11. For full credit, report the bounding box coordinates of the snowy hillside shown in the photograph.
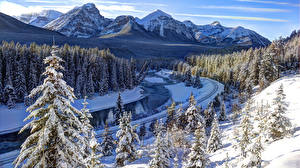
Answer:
[209,74,300,168]
[17,10,62,27]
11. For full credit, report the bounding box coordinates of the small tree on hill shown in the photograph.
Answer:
[207,114,222,153]
[149,126,170,168]
[100,122,115,156]
[184,122,209,168]
[219,101,227,121]
[115,112,139,167]
[266,84,292,141]
[115,92,124,125]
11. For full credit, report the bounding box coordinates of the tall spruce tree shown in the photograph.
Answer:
[149,127,170,168]
[266,84,292,141]
[115,92,124,125]
[115,112,139,167]
[239,102,253,158]
[219,101,227,121]
[184,122,209,168]
[166,101,176,129]
[100,122,115,156]
[14,45,86,167]
[207,114,222,153]
[185,93,204,133]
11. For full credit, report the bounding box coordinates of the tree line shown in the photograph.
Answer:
[0,41,147,108]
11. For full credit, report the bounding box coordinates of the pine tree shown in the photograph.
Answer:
[239,102,253,158]
[100,122,115,156]
[193,71,202,88]
[185,94,204,133]
[205,103,215,127]
[14,45,86,167]
[80,96,103,168]
[184,68,192,86]
[207,114,222,153]
[245,136,263,168]
[139,123,146,146]
[115,92,124,125]
[166,101,176,129]
[4,84,16,109]
[266,84,292,141]
[184,122,208,168]
[223,153,230,168]
[115,112,139,167]
[219,101,227,121]
[149,125,170,168]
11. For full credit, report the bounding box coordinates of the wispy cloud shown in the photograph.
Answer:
[237,0,300,7]
[0,1,44,16]
[174,13,288,22]
[196,6,290,12]
[24,0,65,3]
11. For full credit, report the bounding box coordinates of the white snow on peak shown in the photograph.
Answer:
[210,21,221,26]
[17,10,62,27]
[142,9,172,21]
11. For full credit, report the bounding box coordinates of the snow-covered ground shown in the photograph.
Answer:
[165,79,212,103]
[155,69,173,78]
[144,77,165,83]
[0,87,144,135]
[209,74,300,168]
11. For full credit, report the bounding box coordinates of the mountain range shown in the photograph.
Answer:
[15,3,270,48]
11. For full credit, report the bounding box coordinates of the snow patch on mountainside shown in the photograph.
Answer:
[45,3,111,37]
[17,10,62,27]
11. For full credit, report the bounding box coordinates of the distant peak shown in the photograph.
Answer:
[81,3,96,9]
[211,21,221,26]
[144,9,172,19]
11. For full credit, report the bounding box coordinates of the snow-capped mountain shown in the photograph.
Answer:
[17,10,62,27]
[45,3,112,38]
[101,15,144,36]
[183,20,270,47]
[136,10,195,41]
[14,4,270,47]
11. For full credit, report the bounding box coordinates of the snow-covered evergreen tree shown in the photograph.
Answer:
[205,103,215,127]
[219,101,227,121]
[266,84,292,141]
[80,97,104,168]
[207,114,222,153]
[149,125,170,168]
[139,123,146,146]
[14,45,86,168]
[4,84,16,109]
[243,136,263,168]
[100,122,115,156]
[166,101,176,129]
[115,112,139,167]
[184,122,209,168]
[239,102,253,158]
[115,92,124,125]
[185,93,204,133]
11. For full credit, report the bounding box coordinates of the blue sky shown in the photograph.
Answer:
[0,0,299,40]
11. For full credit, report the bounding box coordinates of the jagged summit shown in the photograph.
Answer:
[45,3,111,37]
[211,21,221,26]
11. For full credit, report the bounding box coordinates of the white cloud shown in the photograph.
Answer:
[0,1,44,16]
[237,0,300,7]
[174,13,288,22]
[196,6,290,12]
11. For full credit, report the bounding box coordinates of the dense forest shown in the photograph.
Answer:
[0,42,147,108]
[172,30,299,101]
